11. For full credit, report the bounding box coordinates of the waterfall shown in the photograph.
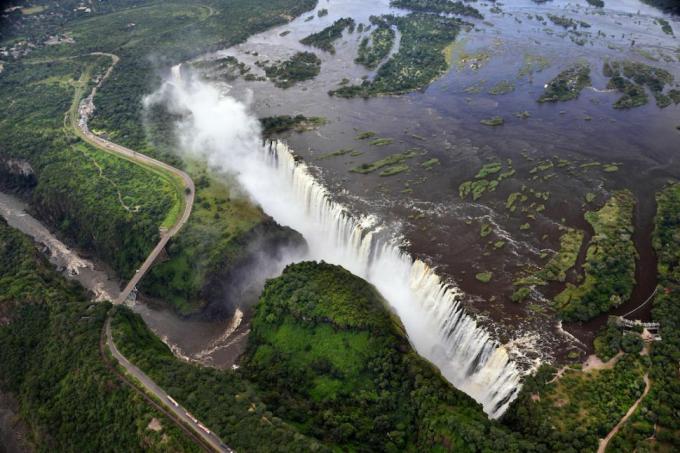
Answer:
[260,140,522,418]
[156,65,523,417]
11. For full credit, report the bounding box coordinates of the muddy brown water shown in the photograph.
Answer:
[1,0,678,373]
[195,0,680,362]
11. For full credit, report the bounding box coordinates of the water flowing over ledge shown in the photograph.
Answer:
[161,65,524,417]
[261,140,523,417]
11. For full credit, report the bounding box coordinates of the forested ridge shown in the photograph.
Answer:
[0,219,198,452]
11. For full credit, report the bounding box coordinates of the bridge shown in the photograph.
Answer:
[614,288,662,341]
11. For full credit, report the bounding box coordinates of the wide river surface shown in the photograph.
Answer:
[195,0,680,361]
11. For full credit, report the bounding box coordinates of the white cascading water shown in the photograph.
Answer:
[261,141,522,417]
[149,66,523,418]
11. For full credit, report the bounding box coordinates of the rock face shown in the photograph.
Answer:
[198,217,307,320]
[0,158,37,190]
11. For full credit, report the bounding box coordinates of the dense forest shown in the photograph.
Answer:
[0,219,197,452]
[609,183,680,450]
[243,261,536,451]
[0,57,176,279]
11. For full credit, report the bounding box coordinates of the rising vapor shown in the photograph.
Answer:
[143,66,524,417]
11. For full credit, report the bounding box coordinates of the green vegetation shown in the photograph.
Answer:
[657,18,674,35]
[351,150,419,174]
[459,161,514,201]
[554,191,637,321]
[512,228,584,302]
[355,130,377,140]
[355,18,395,69]
[139,167,264,313]
[488,80,515,95]
[586,0,605,7]
[480,116,504,126]
[191,56,253,82]
[0,57,177,280]
[475,271,493,283]
[421,158,440,169]
[511,287,531,302]
[538,63,591,103]
[0,220,197,452]
[390,0,483,19]
[1,0,319,305]
[604,60,676,109]
[319,148,355,159]
[380,163,410,176]
[518,54,551,78]
[317,8,328,17]
[593,318,625,361]
[300,17,355,54]
[330,13,462,97]
[60,0,317,155]
[263,51,321,88]
[243,261,529,450]
[540,229,585,283]
[546,14,586,30]
[368,137,393,146]
[608,183,680,450]
[260,114,327,136]
[476,162,503,178]
[505,355,648,451]
[111,307,326,452]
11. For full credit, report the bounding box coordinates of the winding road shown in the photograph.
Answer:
[72,52,195,305]
[597,373,651,453]
[72,54,229,452]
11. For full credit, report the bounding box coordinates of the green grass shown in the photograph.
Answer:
[538,63,591,103]
[476,271,493,283]
[140,163,266,313]
[553,191,637,321]
[351,150,419,174]
[243,261,531,450]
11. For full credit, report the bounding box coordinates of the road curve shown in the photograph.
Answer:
[105,319,232,453]
[597,373,651,453]
[73,52,195,304]
[72,54,230,452]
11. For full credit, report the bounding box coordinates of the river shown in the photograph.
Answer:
[191,0,680,361]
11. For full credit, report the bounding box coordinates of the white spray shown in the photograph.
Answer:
[144,67,523,418]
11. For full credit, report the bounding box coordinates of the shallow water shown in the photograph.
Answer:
[194,0,680,362]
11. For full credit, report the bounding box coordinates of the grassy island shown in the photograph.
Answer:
[300,17,355,54]
[355,18,396,69]
[330,13,463,97]
[554,191,637,321]
[538,63,591,103]
[263,51,321,88]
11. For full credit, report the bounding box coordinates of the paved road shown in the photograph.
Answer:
[73,54,230,452]
[105,319,232,453]
[597,373,651,453]
[72,52,195,305]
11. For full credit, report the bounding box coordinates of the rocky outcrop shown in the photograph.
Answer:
[0,157,37,191]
